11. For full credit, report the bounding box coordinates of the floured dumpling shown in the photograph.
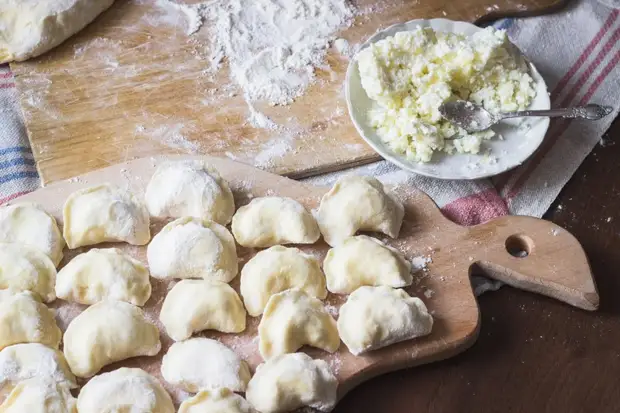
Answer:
[77,368,174,413]
[337,286,433,355]
[0,292,61,351]
[258,289,339,359]
[240,246,327,316]
[55,248,151,306]
[63,300,161,378]
[0,243,57,302]
[0,343,76,397]
[160,279,246,341]
[63,184,150,248]
[246,353,337,413]
[315,175,404,246]
[145,161,235,225]
[0,203,64,266]
[323,235,412,294]
[161,338,251,393]
[0,377,76,413]
[232,197,320,248]
[147,217,238,282]
[179,388,255,413]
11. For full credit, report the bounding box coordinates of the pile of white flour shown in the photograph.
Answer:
[202,0,355,106]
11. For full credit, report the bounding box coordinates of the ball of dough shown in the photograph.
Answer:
[77,368,174,413]
[160,279,246,341]
[246,353,337,413]
[337,286,433,355]
[161,338,251,393]
[147,217,238,282]
[55,248,151,306]
[179,388,255,413]
[0,292,61,351]
[63,300,161,378]
[63,184,150,249]
[240,246,327,317]
[323,235,412,294]
[0,377,77,413]
[0,203,64,266]
[0,0,115,64]
[315,175,404,246]
[258,289,339,359]
[232,197,320,248]
[0,243,57,303]
[0,343,76,398]
[145,161,235,225]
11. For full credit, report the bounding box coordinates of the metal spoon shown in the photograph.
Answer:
[439,100,614,134]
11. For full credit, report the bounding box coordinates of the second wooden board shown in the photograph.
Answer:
[13,155,598,408]
[11,0,567,184]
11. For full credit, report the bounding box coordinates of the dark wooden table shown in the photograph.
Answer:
[336,116,620,413]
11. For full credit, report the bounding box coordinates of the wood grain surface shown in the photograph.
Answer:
[334,116,620,413]
[10,0,568,185]
[13,154,597,407]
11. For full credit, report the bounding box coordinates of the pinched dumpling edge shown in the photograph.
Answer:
[240,245,327,317]
[145,160,235,225]
[231,197,320,248]
[315,175,404,246]
[323,235,412,294]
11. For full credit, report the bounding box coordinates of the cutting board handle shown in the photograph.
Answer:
[466,215,599,311]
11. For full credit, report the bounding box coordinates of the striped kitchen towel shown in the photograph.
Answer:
[0,0,618,230]
[305,0,620,226]
[0,65,40,204]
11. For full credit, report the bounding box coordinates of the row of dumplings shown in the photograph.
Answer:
[0,160,433,413]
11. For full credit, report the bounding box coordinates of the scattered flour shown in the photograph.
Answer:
[333,38,352,57]
[153,0,356,127]
[202,0,355,106]
[154,0,205,35]
[410,255,432,273]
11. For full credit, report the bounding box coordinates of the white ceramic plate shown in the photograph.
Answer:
[345,18,551,180]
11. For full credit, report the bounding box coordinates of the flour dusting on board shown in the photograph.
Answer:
[202,0,355,106]
[154,0,355,125]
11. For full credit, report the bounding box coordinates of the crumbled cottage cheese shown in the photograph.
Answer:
[356,26,536,162]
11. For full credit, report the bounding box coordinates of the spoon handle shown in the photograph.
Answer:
[500,104,614,121]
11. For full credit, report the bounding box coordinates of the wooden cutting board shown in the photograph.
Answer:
[13,155,598,407]
[10,0,568,185]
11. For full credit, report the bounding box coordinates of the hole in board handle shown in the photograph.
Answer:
[505,234,534,258]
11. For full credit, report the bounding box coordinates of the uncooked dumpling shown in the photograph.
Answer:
[63,300,161,378]
[179,388,255,413]
[63,183,150,248]
[160,279,246,341]
[77,368,174,413]
[258,289,339,359]
[337,286,433,355]
[315,175,404,246]
[148,217,238,282]
[0,0,115,64]
[0,343,76,397]
[0,377,77,413]
[240,246,327,316]
[0,203,64,266]
[232,197,320,248]
[245,353,337,413]
[0,292,61,351]
[323,235,412,294]
[55,248,151,306]
[145,161,235,225]
[161,338,251,393]
[0,243,57,302]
